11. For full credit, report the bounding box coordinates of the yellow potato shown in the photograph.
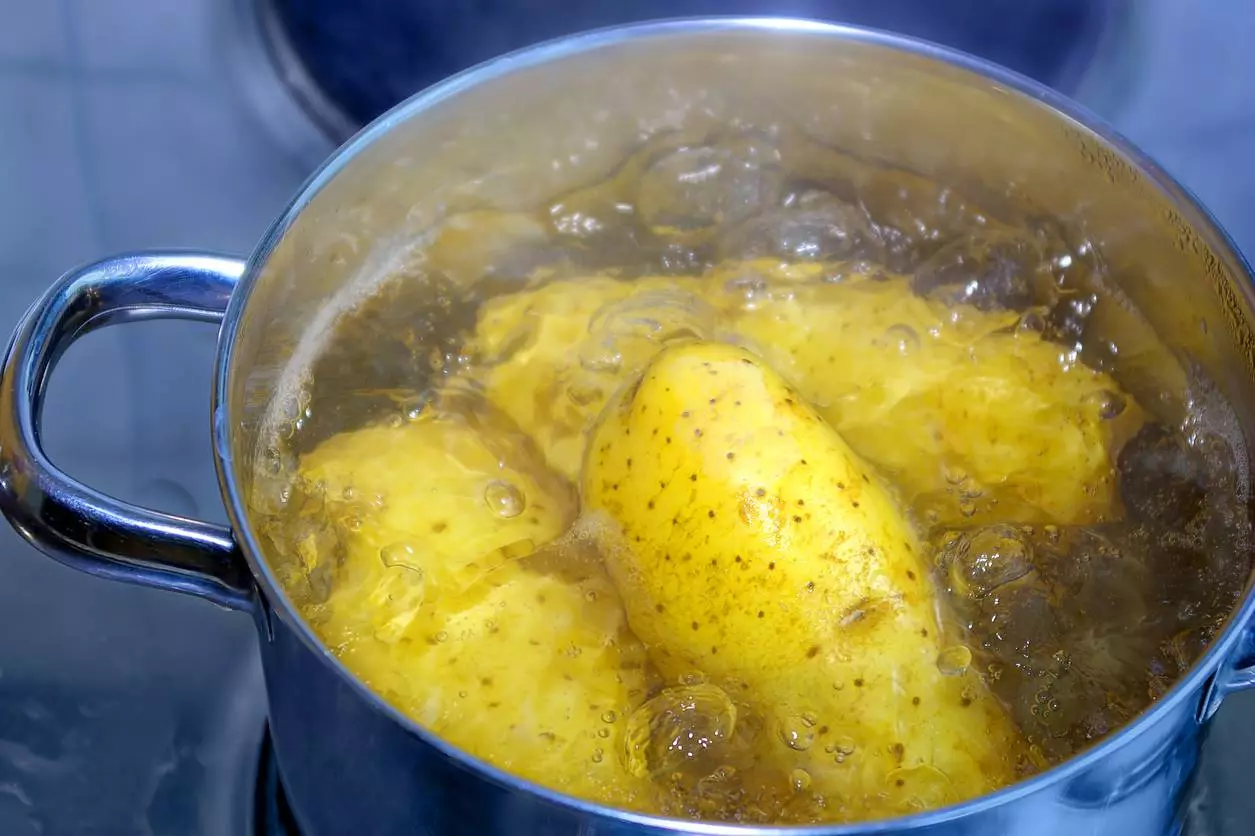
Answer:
[583,342,1028,820]
[288,393,652,807]
[466,275,713,480]
[702,264,1142,526]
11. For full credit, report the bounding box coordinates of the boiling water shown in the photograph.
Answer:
[248,129,1252,824]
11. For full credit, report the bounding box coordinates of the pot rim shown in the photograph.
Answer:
[212,16,1255,833]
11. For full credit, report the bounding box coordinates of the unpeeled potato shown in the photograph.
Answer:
[289,391,651,807]
[583,342,1028,820]
[465,275,713,480]
[700,263,1143,526]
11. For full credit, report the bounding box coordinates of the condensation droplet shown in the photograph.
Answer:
[597,728,610,739]
[777,715,816,751]
[936,645,973,676]
[601,710,619,724]
[591,748,604,764]
[484,480,526,518]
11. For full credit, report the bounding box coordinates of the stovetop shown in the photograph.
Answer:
[0,1,1253,834]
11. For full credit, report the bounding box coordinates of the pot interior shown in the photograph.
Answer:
[222,20,1255,826]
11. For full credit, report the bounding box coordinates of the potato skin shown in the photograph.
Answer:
[288,398,651,809]
[701,267,1142,527]
[584,342,1028,819]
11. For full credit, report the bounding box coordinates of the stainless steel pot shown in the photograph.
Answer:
[2,18,1254,836]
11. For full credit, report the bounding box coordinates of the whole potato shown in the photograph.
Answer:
[584,342,1028,820]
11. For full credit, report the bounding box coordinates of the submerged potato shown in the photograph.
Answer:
[584,342,1027,819]
[466,275,713,479]
[703,266,1142,526]
[292,394,650,806]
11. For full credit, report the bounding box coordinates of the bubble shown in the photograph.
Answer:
[379,542,423,574]
[622,684,737,779]
[1084,389,1126,420]
[637,137,785,235]
[483,480,526,519]
[885,324,920,356]
[566,378,606,407]
[940,524,1033,598]
[777,715,816,751]
[936,645,973,676]
[591,749,604,764]
[790,768,812,792]
[601,710,619,724]
[597,728,610,739]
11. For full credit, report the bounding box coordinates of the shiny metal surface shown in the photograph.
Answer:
[0,11,1249,833]
[0,254,255,612]
[214,17,1255,836]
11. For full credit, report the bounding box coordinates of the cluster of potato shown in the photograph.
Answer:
[275,229,1141,821]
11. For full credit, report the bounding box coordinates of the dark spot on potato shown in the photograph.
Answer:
[805,581,815,591]
[626,458,633,469]
[432,521,448,533]
[711,646,719,655]
[862,474,870,483]
[682,410,691,418]
[612,483,620,492]
[710,558,718,567]
[755,487,767,497]
[691,621,700,631]
[837,481,845,490]
[664,553,672,562]
[481,677,494,687]
[906,570,916,581]
[895,779,905,787]
[634,535,642,543]
[734,555,742,563]
[800,458,808,466]
[690,473,698,482]
[818,725,829,735]
[537,593,547,604]
[741,358,753,365]
[912,696,920,706]
[768,561,776,570]
[735,400,742,406]
[726,452,735,460]
[793,515,802,523]
[806,645,821,659]
[757,610,765,618]
[854,678,864,688]
[892,742,905,759]
[488,702,501,709]
[708,398,717,405]
[796,499,805,507]
[647,500,655,510]
[694,428,704,438]
[708,510,717,520]
[960,697,972,707]
[921,628,929,637]
[851,501,860,508]
[665,436,672,444]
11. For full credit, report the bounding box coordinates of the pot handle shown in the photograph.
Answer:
[0,252,255,612]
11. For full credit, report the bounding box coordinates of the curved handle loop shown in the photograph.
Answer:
[0,252,255,611]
